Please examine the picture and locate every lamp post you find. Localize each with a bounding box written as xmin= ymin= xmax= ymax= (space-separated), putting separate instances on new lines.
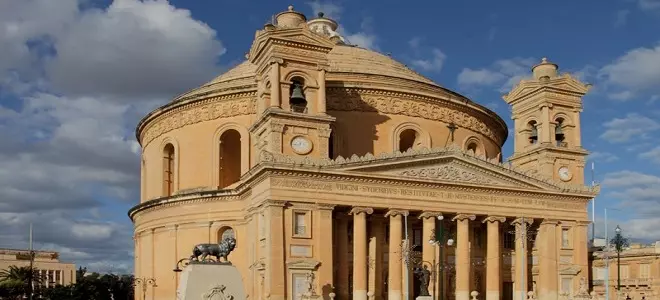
xmin=509 ymin=217 xmax=537 ymax=300
xmin=133 ymin=277 xmax=157 ymax=300
xmin=611 ymin=225 xmax=629 ymax=292
xmin=429 ymin=215 xmax=454 ymax=300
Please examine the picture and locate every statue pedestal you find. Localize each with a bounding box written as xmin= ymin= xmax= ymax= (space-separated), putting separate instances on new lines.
xmin=177 ymin=262 xmax=246 ymax=300
xmin=416 ymin=296 xmax=433 ymax=300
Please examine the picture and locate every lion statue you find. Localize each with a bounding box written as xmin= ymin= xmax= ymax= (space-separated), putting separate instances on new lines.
xmin=190 ymin=237 xmax=237 ymax=262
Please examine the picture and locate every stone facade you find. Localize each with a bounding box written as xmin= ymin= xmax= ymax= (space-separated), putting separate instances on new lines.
xmin=129 ymin=6 xmax=599 ymax=300
xmin=0 ymin=248 xmax=76 ymax=287
xmin=591 ymin=242 xmax=660 ymax=299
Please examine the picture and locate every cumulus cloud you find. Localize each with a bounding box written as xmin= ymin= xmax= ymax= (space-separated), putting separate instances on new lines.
xmin=598 ymin=42 xmax=660 ymax=101
xmin=457 ymin=57 xmax=536 ymax=93
xmin=602 ymin=171 xmax=660 ymax=227
xmin=0 ymin=0 xmax=225 ymax=273
xmin=588 ymin=151 xmax=620 ymax=163
xmin=599 ymin=113 xmax=660 ymax=143
xmin=639 ymin=146 xmax=660 ymax=164
xmin=306 ymin=1 xmax=379 ymax=50
xmin=410 ymin=49 xmax=447 ymax=72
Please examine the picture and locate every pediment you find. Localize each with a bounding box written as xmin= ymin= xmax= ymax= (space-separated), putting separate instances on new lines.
xmin=339 ymin=156 xmax=540 ymax=189
xmin=505 ymin=74 xmax=590 ymax=102
xmin=249 ymin=28 xmax=335 ymax=63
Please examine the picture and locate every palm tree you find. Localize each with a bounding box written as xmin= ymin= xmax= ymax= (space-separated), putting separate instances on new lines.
xmin=0 ymin=265 xmax=43 ymax=299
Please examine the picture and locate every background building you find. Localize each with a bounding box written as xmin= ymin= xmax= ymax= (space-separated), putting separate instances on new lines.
xmin=0 ymin=248 xmax=76 ymax=287
xmin=591 ymin=241 xmax=660 ymax=299
xmin=129 ymin=6 xmax=599 ymax=300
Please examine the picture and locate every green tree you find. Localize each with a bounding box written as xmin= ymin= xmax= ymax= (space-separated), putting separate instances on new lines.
xmin=0 ymin=265 xmax=43 ymax=299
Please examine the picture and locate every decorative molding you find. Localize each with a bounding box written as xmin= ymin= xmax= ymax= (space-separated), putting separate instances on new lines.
xmin=398 ymin=165 xmax=498 ymax=186
xmin=511 ymin=217 xmax=534 ymax=226
xmin=349 ymin=207 xmax=374 ymax=216
xmin=141 ymin=95 xmax=257 ymax=146
xmin=451 ymin=214 xmax=476 ymax=222
xmin=385 ymin=209 xmax=409 ymax=218
xmin=482 ymin=216 xmax=506 ymax=223
xmin=418 ymin=212 xmax=443 ymax=219
xmin=203 ymin=284 xmax=234 ymax=300
xmin=316 ymin=203 xmax=336 ymax=210
xmin=287 ymin=259 xmax=321 ymax=270
xmin=541 ymin=219 xmax=561 ymax=225
xmin=326 ymin=88 xmax=505 ymax=145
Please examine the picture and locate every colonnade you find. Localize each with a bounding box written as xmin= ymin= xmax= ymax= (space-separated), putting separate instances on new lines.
xmin=333 ymin=207 xmax=574 ymax=300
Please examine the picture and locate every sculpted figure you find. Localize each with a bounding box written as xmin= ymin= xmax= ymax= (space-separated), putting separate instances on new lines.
xmin=190 ymin=237 xmax=237 ymax=262
xmin=414 ymin=265 xmax=431 ymax=296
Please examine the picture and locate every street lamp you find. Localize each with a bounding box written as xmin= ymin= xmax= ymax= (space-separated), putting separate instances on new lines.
xmin=508 ymin=217 xmax=537 ymax=300
xmin=429 ymin=215 xmax=454 ymax=300
xmin=611 ymin=225 xmax=629 ymax=292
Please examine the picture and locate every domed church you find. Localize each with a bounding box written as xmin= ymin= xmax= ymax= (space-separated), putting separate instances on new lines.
xmin=129 ymin=6 xmax=599 ymax=300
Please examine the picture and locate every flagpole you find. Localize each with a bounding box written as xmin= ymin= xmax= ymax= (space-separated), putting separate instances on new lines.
xmin=604 ymin=209 xmax=609 ymax=300
xmin=28 ymin=223 xmax=34 ymax=300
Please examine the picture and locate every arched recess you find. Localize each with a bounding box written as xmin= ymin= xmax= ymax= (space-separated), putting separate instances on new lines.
xmin=283 ymin=70 xmax=318 ymax=88
xmin=462 ymin=136 xmax=484 ymax=156
xmin=552 ymin=113 xmax=573 ymax=147
xmin=160 ymin=137 xmax=180 ymax=197
xmin=392 ymin=122 xmax=431 ymax=152
xmin=217 ymin=226 xmax=236 ymax=242
xmin=212 ymin=123 xmax=250 ymax=189
xmin=522 ymin=118 xmax=539 ymax=145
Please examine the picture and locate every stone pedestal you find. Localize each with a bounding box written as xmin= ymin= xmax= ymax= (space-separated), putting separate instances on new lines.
xmin=416 ymin=296 xmax=433 ymax=300
xmin=178 ymin=262 xmax=246 ymax=300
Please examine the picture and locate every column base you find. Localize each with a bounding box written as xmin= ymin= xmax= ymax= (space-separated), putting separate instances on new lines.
xmin=456 ymin=290 xmax=470 ymax=300
xmin=415 ymin=296 xmax=432 ymax=300
xmin=486 ymin=290 xmax=500 ymax=300
xmin=388 ymin=290 xmax=401 ymax=300
xmin=353 ymin=290 xmax=368 ymax=300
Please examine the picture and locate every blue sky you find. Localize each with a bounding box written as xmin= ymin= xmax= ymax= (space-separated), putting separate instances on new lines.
xmin=0 ymin=0 xmax=658 ymax=273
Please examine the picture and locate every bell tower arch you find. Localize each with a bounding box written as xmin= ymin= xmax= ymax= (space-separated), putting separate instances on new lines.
xmin=503 ymin=58 xmax=591 ymax=185
xmin=247 ymin=6 xmax=342 ymax=160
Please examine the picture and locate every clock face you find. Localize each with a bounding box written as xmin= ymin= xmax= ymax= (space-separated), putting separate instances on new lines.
xmin=558 ymin=166 xmax=572 ymax=181
xmin=291 ymin=136 xmax=313 ymax=155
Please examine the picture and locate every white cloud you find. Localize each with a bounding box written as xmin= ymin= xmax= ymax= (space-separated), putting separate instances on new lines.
xmin=639 ymin=0 xmax=660 ymax=11
xmin=598 ymin=43 xmax=660 ymax=100
xmin=411 ymin=49 xmax=447 ymax=72
xmin=640 ymin=146 xmax=660 ymax=164
xmin=456 ymin=57 xmax=536 ymax=93
xmin=599 ymin=113 xmax=660 ymax=143
xmin=306 ymin=1 xmax=378 ymax=50
xmin=306 ymin=0 xmax=342 ymax=20
xmin=0 ymin=0 xmax=225 ymax=273
xmin=602 ymin=171 xmax=660 ymax=227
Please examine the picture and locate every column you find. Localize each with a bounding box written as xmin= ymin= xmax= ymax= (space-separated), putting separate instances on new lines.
xmin=269 ymin=59 xmax=282 ymax=108
xmin=317 ymin=67 xmax=327 ymax=114
xmin=453 ymin=214 xmax=475 ymax=300
xmin=420 ymin=212 xmax=443 ymax=298
xmin=265 ymin=201 xmax=287 ymax=300
xmin=573 ymin=221 xmax=589 ymax=292
xmin=483 ymin=216 xmax=506 ymax=300
xmin=385 ymin=210 xmax=408 ymax=300
xmin=369 ymin=217 xmax=385 ymax=298
xmin=316 ymin=204 xmax=335 ymax=294
xmin=351 ymin=207 xmax=373 ymax=300
xmin=336 ymin=216 xmax=350 ymax=300
xmin=538 ymin=219 xmax=559 ymax=300
xmin=511 ymin=217 xmax=533 ymax=300
xmin=540 ymin=104 xmax=551 ymax=143
xmin=572 ymin=109 xmax=582 ymax=147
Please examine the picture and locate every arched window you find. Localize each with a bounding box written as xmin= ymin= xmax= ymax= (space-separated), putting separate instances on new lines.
xmin=467 ymin=142 xmax=478 ymax=153
xmin=219 ymin=129 xmax=241 ymax=188
xmin=528 ymin=121 xmax=538 ymax=144
xmin=163 ymin=143 xmax=174 ymax=196
xmin=289 ymin=77 xmax=307 ymax=113
xmin=399 ymin=129 xmax=419 ymax=152
xmin=555 ymin=118 xmax=566 ymax=147
xmin=218 ymin=227 xmax=235 ymax=242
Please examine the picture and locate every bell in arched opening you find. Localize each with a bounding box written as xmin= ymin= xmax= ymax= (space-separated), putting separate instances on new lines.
xmin=529 ymin=125 xmax=538 ymax=143
xmin=289 ymin=81 xmax=307 ymax=113
xmin=555 ymin=122 xmax=565 ymax=145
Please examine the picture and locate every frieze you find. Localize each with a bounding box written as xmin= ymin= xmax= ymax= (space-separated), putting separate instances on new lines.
xmin=270 ymin=178 xmax=584 ymax=211
xmin=398 ymin=165 xmax=498 ymax=186
xmin=141 ymin=95 xmax=257 ymax=146
xmin=272 ymin=45 xmax=326 ymax=60
xmin=326 ymin=89 xmax=504 ymax=145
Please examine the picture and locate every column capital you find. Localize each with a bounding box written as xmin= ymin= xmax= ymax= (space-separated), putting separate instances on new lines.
xmin=269 ymin=57 xmax=284 ymax=65
xmin=511 ymin=217 xmax=534 ymax=226
xmin=385 ymin=209 xmax=408 ymax=218
xmin=316 ymin=203 xmax=336 ymax=211
xmin=317 ymin=64 xmax=330 ymax=71
xmin=540 ymin=219 xmax=560 ymax=225
xmin=575 ymin=220 xmax=591 ymax=227
xmin=349 ymin=207 xmax=373 ymax=216
xmin=452 ymin=214 xmax=476 ymax=222
xmin=418 ymin=211 xmax=443 ymax=220
xmin=482 ymin=216 xmax=506 ymax=223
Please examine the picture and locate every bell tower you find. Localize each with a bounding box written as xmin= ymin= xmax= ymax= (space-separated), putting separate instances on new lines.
xmin=503 ymin=58 xmax=591 ymax=185
xmin=248 ymin=6 xmax=342 ymax=160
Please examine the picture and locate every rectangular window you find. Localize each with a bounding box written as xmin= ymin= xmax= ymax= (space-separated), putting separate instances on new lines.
xmin=294 ymin=212 xmax=306 ymax=236
xmin=413 ymin=228 xmax=422 ymax=247
xmin=562 ymin=228 xmax=570 ymax=248
xmin=621 ymin=265 xmax=630 ymax=279
xmin=55 ymin=270 xmax=61 ymax=284
xmin=640 ymin=264 xmax=650 ymax=279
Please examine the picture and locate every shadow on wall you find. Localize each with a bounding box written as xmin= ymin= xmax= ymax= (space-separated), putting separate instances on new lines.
xmin=326 ymin=84 xmax=390 ymax=158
